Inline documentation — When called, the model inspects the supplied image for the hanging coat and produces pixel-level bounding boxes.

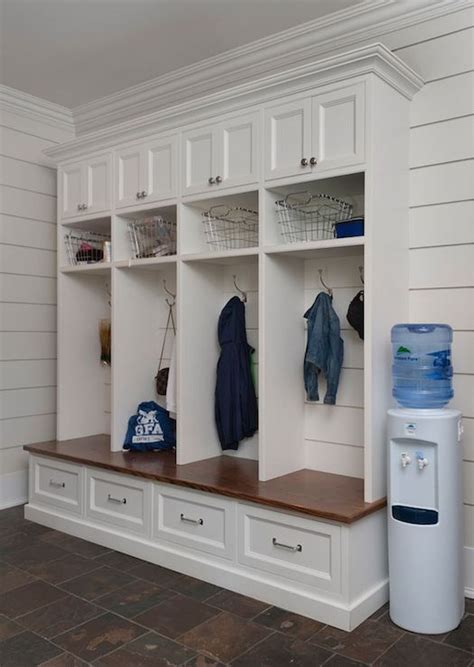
[215,296,258,450]
[304,292,344,405]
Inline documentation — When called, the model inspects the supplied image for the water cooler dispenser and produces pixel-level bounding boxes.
[387,324,464,633]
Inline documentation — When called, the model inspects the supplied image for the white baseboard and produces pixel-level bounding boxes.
[24,503,388,631]
[0,470,28,509]
[464,546,474,598]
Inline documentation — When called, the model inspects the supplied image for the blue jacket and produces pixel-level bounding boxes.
[215,296,258,450]
[304,292,344,405]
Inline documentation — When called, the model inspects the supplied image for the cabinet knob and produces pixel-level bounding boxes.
[141,190,147,198]
[215,175,222,184]
[208,177,215,185]
[82,204,88,210]
[300,158,308,167]
[310,157,318,166]
[77,204,81,211]
[136,192,140,199]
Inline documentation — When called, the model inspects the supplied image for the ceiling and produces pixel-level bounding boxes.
[0,0,364,109]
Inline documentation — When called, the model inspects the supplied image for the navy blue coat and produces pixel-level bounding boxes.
[215,296,258,450]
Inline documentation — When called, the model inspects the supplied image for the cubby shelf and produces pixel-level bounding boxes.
[180,247,259,264]
[60,263,112,275]
[114,256,177,270]
[263,237,364,258]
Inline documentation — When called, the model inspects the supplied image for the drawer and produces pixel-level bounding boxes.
[238,504,341,592]
[30,456,83,515]
[86,468,151,536]
[154,484,235,559]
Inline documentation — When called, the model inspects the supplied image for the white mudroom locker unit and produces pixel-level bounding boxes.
[23,43,424,631]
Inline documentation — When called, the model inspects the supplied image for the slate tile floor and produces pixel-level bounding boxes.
[0,505,472,667]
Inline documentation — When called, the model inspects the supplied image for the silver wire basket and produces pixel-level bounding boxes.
[128,216,177,259]
[275,192,353,243]
[202,205,258,250]
[64,230,111,265]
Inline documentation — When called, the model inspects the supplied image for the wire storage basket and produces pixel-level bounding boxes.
[128,216,177,259]
[64,230,111,265]
[275,192,353,243]
[202,205,258,250]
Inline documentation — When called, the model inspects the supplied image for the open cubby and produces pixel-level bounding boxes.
[262,172,365,248]
[114,203,177,264]
[59,217,112,269]
[112,261,177,452]
[180,190,259,255]
[178,255,259,465]
[58,272,112,441]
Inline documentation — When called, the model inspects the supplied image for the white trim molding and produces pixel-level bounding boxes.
[0,84,74,133]
[44,43,423,163]
[0,470,28,510]
[71,0,471,135]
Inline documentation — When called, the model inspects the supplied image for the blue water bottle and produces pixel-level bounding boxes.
[391,324,453,409]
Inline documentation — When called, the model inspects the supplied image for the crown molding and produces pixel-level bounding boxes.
[44,43,423,163]
[72,0,469,136]
[0,84,74,133]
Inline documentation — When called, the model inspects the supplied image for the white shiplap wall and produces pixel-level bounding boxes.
[0,104,73,507]
[391,11,474,593]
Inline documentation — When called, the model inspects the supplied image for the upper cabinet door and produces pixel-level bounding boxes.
[61,162,83,219]
[115,145,143,208]
[182,126,217,196]
[85,154,111,215]
[220,113,259,189]
[265,99,311,181]
[312,84,365,172]
[143,135,177,204]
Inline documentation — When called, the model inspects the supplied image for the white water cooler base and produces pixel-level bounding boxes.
[387,408,464,634]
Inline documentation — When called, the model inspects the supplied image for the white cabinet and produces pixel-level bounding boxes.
[60,154,111,219]
[183,112,259,195]
[265,84,365,181]
[86,468,151,536]
[29,456,83,515]
[154,484,235,559]
[115,134,177,209]
[265,99,312,181]
[237,504,342,593]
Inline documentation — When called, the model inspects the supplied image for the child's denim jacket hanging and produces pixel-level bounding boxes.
[304,292,344,405]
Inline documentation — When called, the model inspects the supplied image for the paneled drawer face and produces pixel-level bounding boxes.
[87,469,151,536]
[154,484,234,559]
[238,504,341,592]
[30,456,83,515]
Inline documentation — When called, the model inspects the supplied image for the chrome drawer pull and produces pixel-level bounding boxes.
[107,494,127,505]
[272,538,302,553]
[49,479,65,488]
[180,513,203,526]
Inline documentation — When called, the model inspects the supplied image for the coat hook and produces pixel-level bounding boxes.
[233,275,247,303]
[318,269,333,297]
[163,279,176,307]
[358,265,364,285]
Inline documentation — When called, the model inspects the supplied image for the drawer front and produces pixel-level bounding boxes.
[30,456,83,515]
[155,484,234,559]
[238,504,341,592]
[87,469,151,536]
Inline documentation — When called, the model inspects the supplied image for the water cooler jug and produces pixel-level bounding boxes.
[387,408,464,633]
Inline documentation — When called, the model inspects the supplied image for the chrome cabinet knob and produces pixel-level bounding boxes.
[141,190,147,198]
[136,192,140,199]
[215,175,222,184]
[77,203,81,211]
[300,158,308,167]
[208,177,215,185]
[82,204,88,210]
[310,157,318,166]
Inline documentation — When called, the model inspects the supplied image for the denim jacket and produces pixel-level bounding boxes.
[304,292,344,405]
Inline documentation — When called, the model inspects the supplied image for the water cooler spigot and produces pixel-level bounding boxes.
[416,452,429,470]
[400,452,411,468]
